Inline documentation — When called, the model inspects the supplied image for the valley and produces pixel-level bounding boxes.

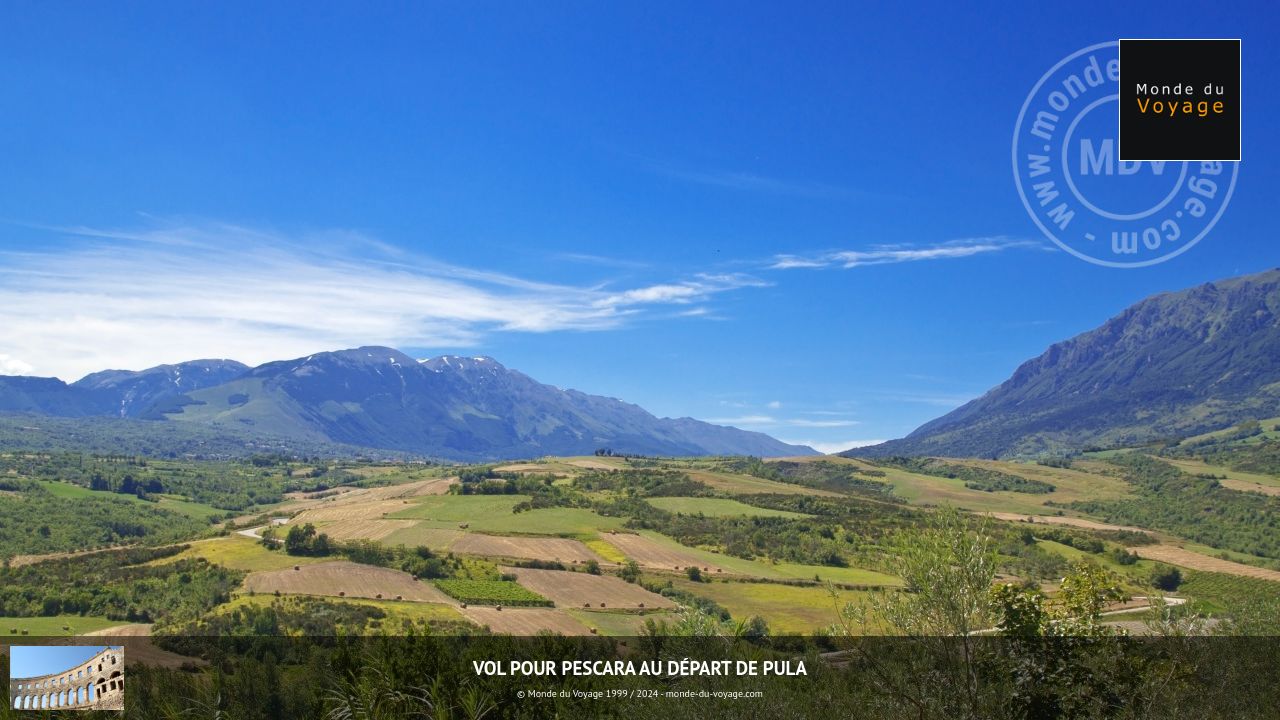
[3,440,1276,641]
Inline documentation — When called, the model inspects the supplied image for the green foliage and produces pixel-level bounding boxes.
[284,523,332,556]
[877,457,1055,494]
[432,580,553,607]
[0,546,241,626]
[721,458,898,497]
[0,480,210,557]
[618,559,641,584]
[1149,564,1183,591]
[838,508,997,637]
[1071,455,1280,559]
[573,469,712,497]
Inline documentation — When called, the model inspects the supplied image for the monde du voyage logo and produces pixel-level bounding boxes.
[1012,40,1240,268]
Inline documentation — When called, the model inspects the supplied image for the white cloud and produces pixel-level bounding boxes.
[780,438,887,455]
[765,400,782,409]
[0,354,33,374]
[769,237,1041,270]
[0,222,764,381]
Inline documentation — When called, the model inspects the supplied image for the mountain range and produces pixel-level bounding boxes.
[0,348,813,460]
[852,268,1280,458]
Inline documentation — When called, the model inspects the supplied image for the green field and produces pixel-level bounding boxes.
[387,494,625,536]
[566,609,678,636]
[842,459,1132,517]
[157,535,329,572]
[630,531,900,586]
[433,579,554,607]
[646,496,810,518]
[670,578,868,634]
[1180,571,1280,613]
[1163,457,1280,491]
[686,469,839,496]
[37,479,224,520]
[0,615,126,636]
[219,594,470,626]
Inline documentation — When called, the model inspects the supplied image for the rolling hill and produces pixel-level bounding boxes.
[0,348,812,460]
[852,268,1280,458]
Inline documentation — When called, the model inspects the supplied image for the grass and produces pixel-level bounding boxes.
[565,609,677,636]
[387,494,624,536]
[1162,457,1280,491]
[669,578,867,634]
[645,496,810,518]
[584,537,627,563]
[1178,416,1280,446]
[1178,541,1278,570]
[629,530,900,586]
[1180,571,1280,614]
[1035,540,1156,588]
[842,459,1132,517]
[216,594,469,628]
[0,615,126,636]
[380,526,462,550]
[686,469,839,496]
[37,479,224,520]
[155,535,328,572]
[433,579,554,607]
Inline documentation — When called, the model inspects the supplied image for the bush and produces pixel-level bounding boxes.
[1150,564,1183,591]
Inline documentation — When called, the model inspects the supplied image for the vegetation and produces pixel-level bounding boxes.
[0,546,241,626]
[721,458,898,498]
[432,579,553,607]
[1070,454,1280,559]
[0,479,211,558]
[874,457,1056,494]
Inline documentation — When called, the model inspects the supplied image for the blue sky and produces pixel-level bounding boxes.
[9,645,118,681]
[0,3,1275,452]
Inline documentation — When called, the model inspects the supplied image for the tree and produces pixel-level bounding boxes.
[619,559,641,584]
[1149,564,1183,591]
[833,507,996,718]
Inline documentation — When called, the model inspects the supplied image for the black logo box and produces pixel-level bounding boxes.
[1119,39,1240,161]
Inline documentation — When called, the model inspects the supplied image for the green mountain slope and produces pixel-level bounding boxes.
[852,268,1280,458]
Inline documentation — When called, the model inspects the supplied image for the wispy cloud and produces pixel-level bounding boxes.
[595,274,765,308]
[769,237,1042,270]
[0,222,764,381]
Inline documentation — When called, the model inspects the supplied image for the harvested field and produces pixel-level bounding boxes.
[565,458,625,470]
[688,470,838,497]
[504,567,676,610]
[986,512,1149,534]
[382,525,462,549]
[290,499,410,523]
[312,518,417,542]
[243,560,457,602]
[494,463,546,473]
[359,478,457,500]
[452,534,603,563]
[1128,545,1280,582]
[459,607,592,635]
[1219,480,1280,497]
[603,532,726,573]
[285,479,458,525]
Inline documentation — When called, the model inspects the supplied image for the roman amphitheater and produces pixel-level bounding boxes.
[9,646,124,711]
